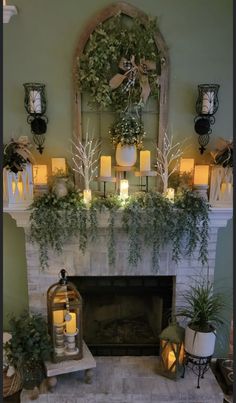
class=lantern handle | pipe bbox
[59,269,68,285]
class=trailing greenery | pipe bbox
[176,280,226,332]
[29,190,209,271]
[77,14,161,111]
[109,111,146,148]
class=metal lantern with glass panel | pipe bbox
[47,269,83,363]
[158,322,185,380]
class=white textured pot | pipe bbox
[53,178,68,198]
[115,143,137,167]
[185,325,216,357]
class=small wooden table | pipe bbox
[44,341,96,385]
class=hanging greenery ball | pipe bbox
[109,112,146,148]
[77,14,161,111]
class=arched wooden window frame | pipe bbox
[73,1,169,186]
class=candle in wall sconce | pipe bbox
[29,90,42,114]
[51,158,66,175]
[100,156,111,177]
[166,188,175,202]
[3,0,6,6]
[140,150,151,172]
[120,179,129,200]
[83,189,92,205]
[201,91,214,115]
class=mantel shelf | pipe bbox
[3,206,233,229]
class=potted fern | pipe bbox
[177,280,225,357]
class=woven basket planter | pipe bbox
[3,368,22,398]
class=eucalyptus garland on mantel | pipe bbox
[29,190,209,271]
[77,14,161,111]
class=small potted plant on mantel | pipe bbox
[177,280,226,358]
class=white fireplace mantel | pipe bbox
[3,206,233,317]
[3,206,233,229]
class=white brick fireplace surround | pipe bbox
[5,207,232,319]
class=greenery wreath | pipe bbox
[77,14,161,111]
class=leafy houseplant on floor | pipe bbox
[4,311,52,390]
[177,281,226,357]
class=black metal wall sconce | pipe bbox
[23,83,48,154]
[194,84,220,154]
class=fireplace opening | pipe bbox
[69,276,174,356]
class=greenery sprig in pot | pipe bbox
[176,280,226,357]
[4,311,52,390]
[110,111,146,167]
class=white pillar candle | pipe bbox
[29,90,42,114]
[51,158,66,175]
[140,150,151,172]
[193,165,209,185]
[33,165,48,185]
[201,91,214,114]
[120,179,129,200]
[83,189,92,205]
[166,187,175,202]
[53,310,64,325]
[179,158,195,174]
[65,312,77,334]
[100,156,111,177]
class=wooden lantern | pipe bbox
[159,322,185,380]
[3,163,33,209]
[47,269,83,363]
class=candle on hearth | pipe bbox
[179,158,195,174]
[53,310,64,325]
[66,312,77,334]
[29,90,42,114]
[193,165,209,185]
[168,351,176,372]
[201,91,214,114]
[33,165,48,185]
[51,158,66,175]
[140,150,151,172]
[120,179,129,200]
[83,189,92,205]
[100,156,111,177]
[166,187,175,202]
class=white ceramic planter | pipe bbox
[115,143,137,167]
[53,178,68,198]
[185,325,216,357]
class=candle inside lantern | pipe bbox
[168,351,176,372]
[29,90,42,114]
[120,179,129,200]
[193,165,209,185]
[51,158,66,175]
[100,156,111,177]
[179,158,195,174]
[201,91,214,114]
[66,312,77,334]
[166,187,175,202]
[83,189,92,205]
[140,150,151,172]
[53,310,64,325]
[33,165,48,185]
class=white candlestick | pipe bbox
[100,156,111,177]
[120,179,129,200]
[140,151,151,172]
[201,91,214,114]
[29,90,42,113]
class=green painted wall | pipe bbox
[3,0,233,354]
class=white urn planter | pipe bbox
[184,325,216,357]
[115,143,137,167]
[53,178,68,198]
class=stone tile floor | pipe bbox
[20,356,225,403]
